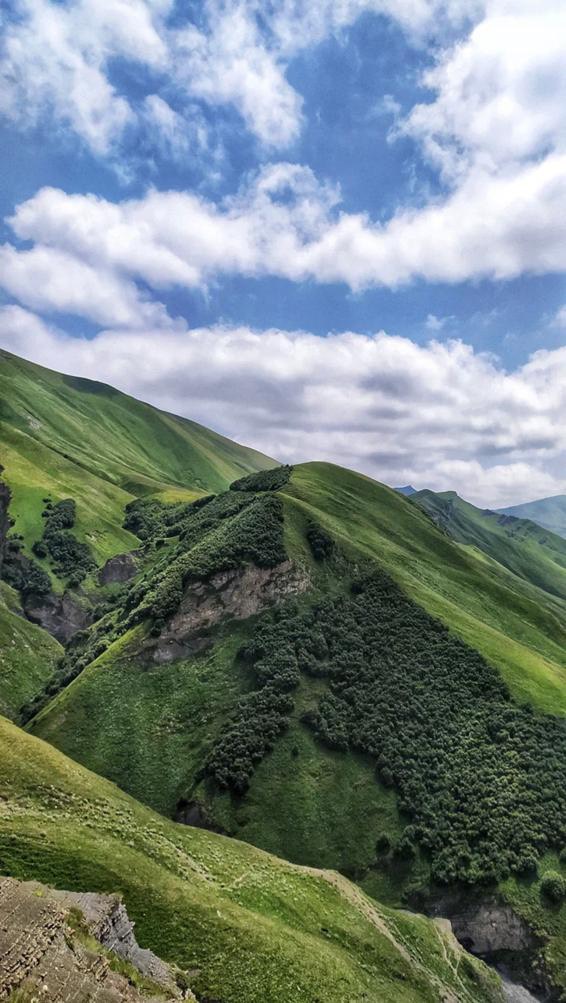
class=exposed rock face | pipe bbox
[437,899,534,956]
[429,894,548,998]
[0,875,191,1001]
[175,799,225,833]
[154,560,310,664]
[99,551,140,585]
[24,590,93,644]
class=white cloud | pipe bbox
[7,152,566,313]
[405,0,566,179]
[0,244,170,327]
[0,0,481,155]
[173,4,303,148]
[551,305,566,329]
[3,304,566,509]
[0,0,171,155]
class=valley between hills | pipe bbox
[4,348,566,1001]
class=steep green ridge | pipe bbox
[412,489,566,602]
[498,493,566,540]
[0,582,61,719]
[0,349,275,572]
[0,716,502,1003]
[284,464,566,714]
[29,464,566,907]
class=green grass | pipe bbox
[413,489,566,602]
[0,582,62,719]
[0,349,275,585]
[0,716,502,1003]
[30,459,566,898]
[282,463,566,714]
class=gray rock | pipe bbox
[99,551,140,585]
[24,589,93,643]
[154,560,310,663]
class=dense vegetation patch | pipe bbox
[230,465,293,493]
[1,539,51,598]
[208,569,566,887]
[25,489,290,720]
[33,498,95,586]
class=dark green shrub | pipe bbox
[306,522,334,560]
[230,465,293,493]
[376,834,391,855]
[541,871,566,903]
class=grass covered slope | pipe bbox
[0,716,502,1003]
[498,494,566,540]
[0,582,61,720]
[283,463,566,714]
[29,463,566,910]
[412,489,566,602]
[0,349,275,567]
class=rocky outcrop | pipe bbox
[0,875,192,1001]
[175,799,225,833]
[154,560,310,663]
[429,893,549,999]
[99,551,140,585]
[23,590,93,644]
[432,898,534,956]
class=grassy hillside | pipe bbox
[412,489,566,603]
[284,464,566,714]
[0,715,502,1003]
[499,493,566,540]
[0,349,274,574]
[0,582,61,719]
[29,463,566,926]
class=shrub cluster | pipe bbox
[208,568,566,886]
[1,538,51,597]
[230,465,293,493]
[39,488,290,706]
[306,521,335,561]
[35,498,95,585]
[540,871,566,903]
[123,492,287,633]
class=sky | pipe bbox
[1,0,566,508]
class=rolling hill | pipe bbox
[412,488,566,603]
[0,715,503,1003]
[5,352,566,997]
[0,349,275,576]
[498,494,566,540]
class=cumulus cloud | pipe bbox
[3,303,566,509]
[0,0,170,155]
[5,152,565,320]
[0,243,172,327]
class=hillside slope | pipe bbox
[0,716,502,1003]
[0,349,275,572]
[0,582,61,719]
[412,489,566,602]
[498,494,566,540]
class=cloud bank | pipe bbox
[2,304,565,509]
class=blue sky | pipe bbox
[1,0,566,506]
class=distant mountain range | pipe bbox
[497,494,566,540]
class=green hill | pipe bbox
[7,354,566,996]
[0,582,61,719]
[0,715,502,1003]
[0,349,275,575]
[412,488,566,602]
[28,462,566,964]
[498,494,566,540]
